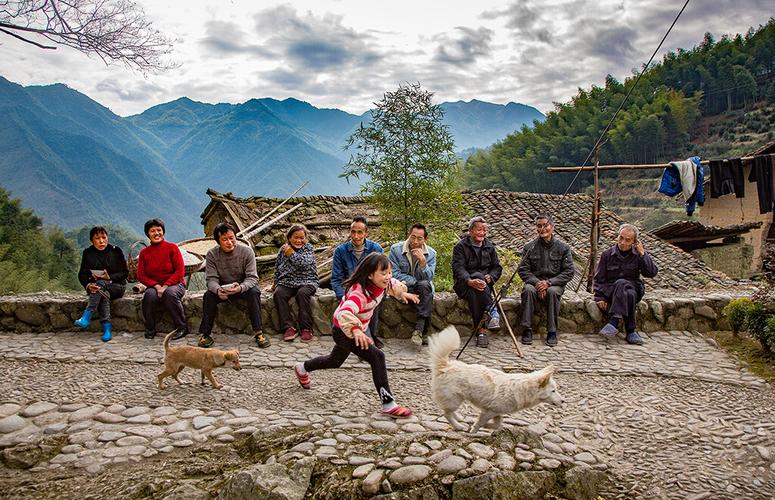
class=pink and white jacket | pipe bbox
[334,278,407,338]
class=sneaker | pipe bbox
[144,329,156,339]
[198,334,214,348]
[171,328,189,341]
[294,365,311,389]
[545,331,558,347]
[599,323,618,337]
[487,308,501,330]
[383,404,413,418]
[421,334,429,346]
[476,332,489,348]
[300,329,314,343]
[283,327,298,342]
[254,332,270,348]
[411,329,423,346]
[625,332,644,345]
[521,329,533,345]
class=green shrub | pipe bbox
[429,229,461,293]
[495,248,523,297]
[765,317,775,354]
[722,297,754,335]
[746,303,773,353]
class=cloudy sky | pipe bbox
[0,0,771,116]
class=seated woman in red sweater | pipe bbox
[137,218,188,340]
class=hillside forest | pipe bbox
[463,18,775,229]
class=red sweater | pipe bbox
[137,240,185,287]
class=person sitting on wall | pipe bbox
[137,218,188,340]
[518,214,575,347]
[198,222,267,348]
[331,216,386,347]
[389,223,437,346]
[594,223,658,346]
[74,226,128,342]
[274,224,319,343]
[452,216,503,348]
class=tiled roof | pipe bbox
[202,188,730,290]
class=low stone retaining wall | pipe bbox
[0,289,738,337]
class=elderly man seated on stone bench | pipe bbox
[594,223,658,345]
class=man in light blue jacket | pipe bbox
[389,223,437,346]
[331,216,385,346]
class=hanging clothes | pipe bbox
[748,154,774,214]
[709,158,745,198]
[686,157,704,216]
[659,156,703,215]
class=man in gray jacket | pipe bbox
[198,222,268,349]
[517,214,575,347]
[389,223,437,346]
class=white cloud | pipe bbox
[0,0,770,116]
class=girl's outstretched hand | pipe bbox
[353,330,373,349]
[402,292,420,304]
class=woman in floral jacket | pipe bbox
[273,224,318,342]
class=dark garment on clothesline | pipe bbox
[709,158,745,198]
[747,154,774,214]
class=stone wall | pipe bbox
[0,289,737,337]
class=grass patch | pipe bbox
[706,331,775,383]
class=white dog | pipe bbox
[428,326,564,433]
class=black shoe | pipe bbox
[521,329,533,345]
[545,331,558,347]
[198,334,214,348]
[373,337,384,349]
[476,332,489,348]
[170,328,189,341]
[144,329,156,339]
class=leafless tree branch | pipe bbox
[0,0,175,73]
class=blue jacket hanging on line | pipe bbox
[658,156,704,216]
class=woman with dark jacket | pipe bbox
[74,226,128,342]
[274,224,319,343]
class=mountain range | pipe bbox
[0,76,544,240]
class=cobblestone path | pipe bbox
[0,329,773,499]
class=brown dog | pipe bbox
[158,331,241,389]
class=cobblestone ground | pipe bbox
[0,329,773,499]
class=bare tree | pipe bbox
[0,0,174,72]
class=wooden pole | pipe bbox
[586,147,601,292]
[546,156,754,172]
[237,181,309,238]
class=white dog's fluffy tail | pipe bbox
[428,326,460,373]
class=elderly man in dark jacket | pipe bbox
[594,224,658,345]
[452,216,503,348]
[518,214,575,347]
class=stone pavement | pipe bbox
[0,329,773,499]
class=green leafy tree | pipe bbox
[342,83,466,239]
[0,187,79,293]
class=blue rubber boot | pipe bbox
[74,310,93,329]
[101,322,113,342]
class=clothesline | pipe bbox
[546,156,757,172]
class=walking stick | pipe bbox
[457,265,524,359]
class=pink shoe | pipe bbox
[283,327,298,342]
[383,405,413,418]
[294,366,311,389]
[300,329,314,343]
